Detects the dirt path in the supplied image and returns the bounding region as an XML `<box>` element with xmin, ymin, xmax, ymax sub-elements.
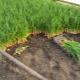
<box><xmin>0</xmin><ymin>33</ymin><xmax>80</xmax><ymax>80</ymax></box>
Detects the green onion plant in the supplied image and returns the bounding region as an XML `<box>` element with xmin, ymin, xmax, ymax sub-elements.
<box><xmin>0</xmin><ymin>0</ymin><xmax>80</xmax><ymax>49</ymax></box>
<box><xmin>62</xmin><ymin>41</ymin><xmax>80</xmax><ymax>62</ymax></box>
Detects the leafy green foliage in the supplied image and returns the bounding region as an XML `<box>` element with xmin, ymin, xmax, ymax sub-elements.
<box><xmin>0</xmin><ymin>0</ymin><xmax>80</xmax><ymax>48</ymax></box>
<box><xmin>62</xmin><ymin>41</ymin><xmax>80</xmax><ymax>62</ymax></box>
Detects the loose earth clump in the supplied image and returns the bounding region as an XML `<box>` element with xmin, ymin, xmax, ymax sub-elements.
<box><xmin>0</xmin><ymin>33</ymin><xmax>80</xmax><ymax>80</ymax></box>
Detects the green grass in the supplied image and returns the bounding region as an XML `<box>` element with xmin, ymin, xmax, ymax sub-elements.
<box><xmin>0</xmin><ymin>0</ymin><xmax>80</xmax><ymax>49</ymax></box>
<box><xmin>62</xmin><ymin>41</ymin><xmax>80</xmax><ymax>62</ymax></box>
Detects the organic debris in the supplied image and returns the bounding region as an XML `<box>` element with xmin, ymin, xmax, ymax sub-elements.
<box><xmin>13</xmin><ymin>46</ymin><xmax>29</xmax><ymax>55</ymax></box>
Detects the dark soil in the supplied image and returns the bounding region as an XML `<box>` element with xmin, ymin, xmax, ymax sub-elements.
<box><xmin>0</xmin><ymin>33</ymin><xmax>80</xmax><ymax>80</ymax></box>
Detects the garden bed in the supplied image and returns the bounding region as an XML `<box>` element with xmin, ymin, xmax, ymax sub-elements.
<box><xmin>0</xmin><ymin>33</ymin><xmax>80</xmax><ymax>80</ymax></box>
<box><xmin>0</xmin><ymin>0</ymin><xmax>80</xmax><ymax>49</ymax></box>
<box><xmin>0</xmin><ymin>1</ymin><xmax>80</xmax><ymax>80</ymax></box>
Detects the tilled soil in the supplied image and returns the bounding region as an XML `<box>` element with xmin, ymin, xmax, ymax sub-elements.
<box><xmin>0</xmin><ymin>33</ymin><xmax>80</xmax><ymax>80</ymax></box>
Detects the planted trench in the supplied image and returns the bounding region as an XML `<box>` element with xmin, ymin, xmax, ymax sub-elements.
<box><xmin>1</xmin><ymin>33</ymin><xmax>79</xmax><ymax>80</ymax></box>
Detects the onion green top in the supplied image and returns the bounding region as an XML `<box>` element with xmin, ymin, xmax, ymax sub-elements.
<box><xmin>62</xmin><ymin>41</ymin><xmax>80</xmax><ymax>62</ymax></box>
<box><xmin>0</xmin><ymin>0</ymin><xmax>80</xmax><ymax>48</ymax></box>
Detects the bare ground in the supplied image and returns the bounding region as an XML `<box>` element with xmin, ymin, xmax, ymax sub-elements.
<box><xmin>0</xmin><ymin>33</ymin><xmax>80</xmax><ymax>80</ymax></box>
